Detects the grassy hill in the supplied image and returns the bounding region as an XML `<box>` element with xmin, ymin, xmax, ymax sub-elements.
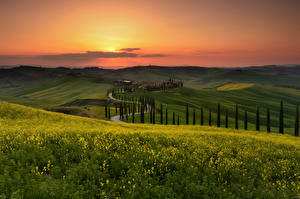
<box><xmin>1</xmin><ymin>65</ymin><xmax>300</xmax><ymax>130</ymax></box>
<box><xmin>2</xmin><ymin>65</ymin><xmax>300</xmax><ymax>90</ymax></box>
<box><xmin>120</xmin><ymin>84</ymin><xmax>300</xmax><ymax>134</ymax></box>
<box><xmin>0</xmin><ymin>75</ymin><xmax>112</xmax><ymax>108</ymax></box>
<box><xmin>0</xmin><ymin>67</ymin><xmax>114</xmax><ymax>119</ymax></box>
<box><xmin>1</xmin><ymin>66</ymin><xmax>300</xmax><ymax>132</ymax></box>
<box><xmin>0</xmin><ymin>101</ymin><xmax>299</xmax><ymax>198</ymax></box>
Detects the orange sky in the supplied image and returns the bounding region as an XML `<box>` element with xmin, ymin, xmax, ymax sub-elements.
<box><xmin>0</xmin><ymin>0</ymin><xmax>300</xmax><ymax>68</ymax></box>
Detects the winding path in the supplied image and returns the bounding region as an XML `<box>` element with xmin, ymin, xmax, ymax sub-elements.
<box><xmin>108</xmin><ymin>93</ymin><xmax>150</xmax><ymax>123</ymax></box>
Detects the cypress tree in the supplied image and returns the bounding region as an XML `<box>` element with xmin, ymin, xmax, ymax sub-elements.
<box><xmin>105</xmin><ymin>102</ymin><xmax>108</xmax><ymax>119</ymax></box>
<box><xmin>150</xmin><ymin>106</ymin><xmax>153</xmax><ymax>124</ymax></box>
<box><xmin>128</xmin><ymin>104</ymin><xmax>131</xmax><ymax>115</ymax></box>
<box><xmin>279</xmin><ymin>100</ymin><xmax>284</xmax><ymax>134</ymax></box>
<box><xmin>295</xmin><ymin>105</ymin><xmax>299</xmax><ymax>137</ymax></box>
<box><xmin>132</xmin><ymin>104</ymin><xmax>135</xmax><ymax>123</ymax></box>
<box><xmin>122</xmin><ymin>103</ymin><xmax>124</xmax><ymax>120</ymax></box>
<box><xmin>235</xmin><ymin>104</ymin><xmax>238</xmax><ymax>129</ymax></box>
<box><xmin>209</xmin><ymin>110</ymin><xmax>212</xmax><ymax>126</ymax></box>
<box><xmin>266</xmin><ymin>108</ymin><xmax>270</xmax><ymax>133</ymax></box>
<box><xmin>200</xmin><ymin>107</ymin><xmax>204</xmax><ymax>125</ymax></box>
<box><xmin>141</xmin><ymin>105</ymin><xmax>145</xmax><ymax>123</ymax></box>
<box><xmin>124</xmin><ymin>103</ymin><xmax>128</xmax><ymax>121</ymax></box>
<box><xmin>173</xmin><ymin>112</ymin><xmax>175</xmax><ymax>125</ymax></box>
<box><xmin>217</xmin><ymin>103</ymin><xmax>221</xmax><ymax>127</ymax></box>
<box><xmin>225</xmin><ymin>110</ymin><xmax>228</xmax><ymax>128</ymax></box>
<box><xmin>108</xmin><ymin>103</ymin><xmax>111</xmax><ymax>120</ymax></box>
<box><xmin>186</xmin><ymin>104</ymin><xmax>189</xmax><ymax>125</ymax></box>
<box><xmin>128</xmin><ymin>104</ymin><xmax>131</xmax><ymax>118</ymax></box>
<box><xmin>177</xmin><ymin>115</ymin><xmax>180</xmax><ymax>125</ymax></box>
<box><xmin>165</xmin><ymin>107</ymin><xmax>168</xmax><ymax>125</ymax></box>
<box><xmin>153</xmin><ymin>104</ymin><xmax>156</xmax><ymax>124</ymax></box>
<box><xmin>256</xmin><ymin>106</ymin><xmax>260</xmax><ymax>131</ymax></box>
<box><xmin>160</xmin><ymin>104</ymin><xmax>163</xmax><ymax>124</ymax></box>
<box><xmin>244</xmin><ymin>111</ymin><xmax>247</xmax><ymax>130</ymax></box>
<box><xmin>120</xmin><ymin>103</ymin><xmax>123</xmax><ymax>120</ymax></box>
<box><xmin>193</xmin><ymin>109</ymin><xmax>196</xmax><ymax>125</ymax></box>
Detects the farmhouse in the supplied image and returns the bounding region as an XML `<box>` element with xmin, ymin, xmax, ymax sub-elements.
<box><xmin>114</xmin><ymin>80</ymin><xmax>133</xmax><ymax>86</ymax></box>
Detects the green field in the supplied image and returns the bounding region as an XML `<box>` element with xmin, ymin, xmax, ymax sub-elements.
<box><xmin>0</xmin><ymin>101</ymin><xmax>299</xmax><ymax>198</ymax></box>
<box><xmin>0</xmin><ymin>76</ymin><xmax>112</xmax><ymax>108</ymax></box>
<box><xmin>1</xmin><ymin>66</ymin><xmax>300</xmax><ymax>133</ymax></box>
<box><xmin>0</xmin><ymin>66</ymin><xmax>300</xmax><ymax>198</ymax></box>
<box><xmin>0</xmin><ymin>73</ymin><xmax>114</xmax><ymax>119</ymax></box>
<box><xmin>118</xmin><ymin>84</ymin><xmax>300</xmax><ymax>134</ymax></box>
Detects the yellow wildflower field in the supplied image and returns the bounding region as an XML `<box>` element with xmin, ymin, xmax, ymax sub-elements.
<box><xmin>0</xmin><ymin>101</ymin><xmax>299</xmax><ymax>198</ymax></box>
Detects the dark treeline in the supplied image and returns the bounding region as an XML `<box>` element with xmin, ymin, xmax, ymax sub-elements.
<box><xmin>108</xmin><ymin>78</ymin><xmax>184</xmax><ymax>95</ymax></box>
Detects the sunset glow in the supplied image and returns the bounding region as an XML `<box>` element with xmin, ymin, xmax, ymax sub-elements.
<box><xmin>0</xmin><ymin>0</ymin><xmax>299</xmax><ymax>68</ymax></box>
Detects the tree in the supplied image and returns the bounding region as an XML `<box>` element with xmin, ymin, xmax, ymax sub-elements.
<box><xmin>173</xmin><ymin>112</ymin><xmax>175</xmax><ymax>125</ymax></box>
<box><xmin>160</xmin><ymin>104</ymin><xmax>163</xmax><ymax>124</ymax></box>
<box><xmin>256</xmin><ymin>106</ymin><xmax>260</xmax><ymax>131</ymax></box>
<box><xmin>217</xmin><ymin>103</ymin><xmax>221</xmax><ymax>127</ymax></box>
<box><xmin>150</xmin><ymin>106</ymin><xmax>153</xmax><ymax>124</ymax></box>
<box><xmin>200</xmin><ymin>107</ymin><xmax>204</xmax><ymax>125</ymax></box>
<box><xmin>186</xmin><ymin>104</ymin><xmax>189</xmax><ymax>125</ymax></box>
<box><xmin>108</xmin><ymin>103</ymin><xmax>111</xmax><ymax>120</ymax></box>
<box><xmin>105</xmin><ymin>102</ymin><xmax>108</xmax><ymax>119</ymax></box>
<box><xmin>124</xmin><ymin>103</ymin><xmax>128</xmax><ymax>121</ymax></box>
<box><xmin>165</xmin><ymin>107</ymin><xmax>168</xmax><ymax>125</ymax></box>
<box><xmin>141</xmin><ymin>103</ymin><xmax>144</xmax><ymax>123</ymax></box>
<box><xmin>119</xmin><ymin>103</ymin><xmax>123</xmax><ymax>120</ymax></box>
<box><xmin>132</xmin><ymin>103</ymin><xmax>135</xmax><ymax>123</ymax></box>
<box><xmin>279</xmin><ymin>100</ymin><xmax>284</xmax><ymax>134</ymax></box>
<box><xmin>295</xmin><ymin>105</ymin><xmax>299</xmax><ymax>136</ymax></box>
<box><xmin>244</xmin><ymin>111</ymin><xmax>247</xmax><ymax>130</ymax></box>
<box><xmin>266</xmin><ymin>108</ymin><xmax>270</xmax><ymax>133</ymax></box>
<box><xmin>129</xmin><ymin>104</ymin><xmax>131</xmax><ymax>115</ymax></box>
<box><xmin>209</xmin><ymin>110</ymin><xmax>212</xmax><ymax>126</ymax></box>
<box><xmin>177</xmin><ymin>115</ymin><xmax>180</xmax><ymax>125</ymax></box>
<box><xmin>153</xmin><ymin>103</ymin><xmax>156</xmax><ymax>124</ymax></box>
<box><xmin>193</xmin><ymin>109</ymin><xmax>196</xmax><ymax>125</ymax></box>
<box><xmin>235</xmin><ymin>104</ymin><xmax>238</xmax><ymax>129</ymax></box>
<box><xmin>225</xmin><ymin>110</ymin><xmax>228</xmax><ymax>128</ymax></box>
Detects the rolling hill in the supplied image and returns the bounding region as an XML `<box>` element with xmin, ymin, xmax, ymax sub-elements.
<box><xmin>119</xmin><ymin>84</ymin><xmax>300</xmax><ymax>134</ymax></box>
<box><xmin>1</xmin><ymin>65</ymin><xmax>300</xmax><ymax>132</ymax></box>
<box><xmin>0</xmin><ymin>101</ymin><xmax>299</xmax><ymax>198</ymax></box>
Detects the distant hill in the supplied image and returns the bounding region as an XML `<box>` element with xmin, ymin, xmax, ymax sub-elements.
<box><xmin>1</xmin><ymin>65</ymin><xmax>300</xmax><ymax>87</ymax></box>
<box><xmin>1</xmin><ymin>65</ymin><xmax>300</xmax><ymax>121</ymax></box>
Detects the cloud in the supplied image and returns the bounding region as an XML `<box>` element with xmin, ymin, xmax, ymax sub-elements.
<box><xmin>119</xmin><ymin>48</ymin><xmax>141</xmax><ymax>52</ymax></box>
<box><xmin>38</xmin><ymin>51</ymin><xmax>138</xmax><ymax>62</ymax></box>
<box><xmin>195</xmin><ymin>49</ymin><xmax>258</xmax><ymax>56</ymax></box>
<box><xmin>0</xmin><ymin>50</ymin><xmax>169</xmax><ymax>66</ymax></box>
<box><xmin>139</xmin><ymin>54</ymin><xmax>168</xmax><ymax>57</ymax></box>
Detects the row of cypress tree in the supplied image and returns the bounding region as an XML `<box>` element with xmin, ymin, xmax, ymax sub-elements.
<box><xmin>108</xmin><ymin>93</ymin><xmax>299</xmax><ymax>136</ymax></box>
<box><xmin>182</xmin><ymin>101</ymin><xmax>298</xmax><ymax>136</ymax></box>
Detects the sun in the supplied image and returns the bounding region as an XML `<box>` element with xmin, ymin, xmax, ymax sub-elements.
<box><xmin>106</xmin><ymin>47</ymin><xmax>117</xmax><ymax>52</ymax></box>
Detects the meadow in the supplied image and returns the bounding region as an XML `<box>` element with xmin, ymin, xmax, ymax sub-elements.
<box><xmin>118</xmin><ymin>84</ymin><xmax>300</xmax><ymax>134</ymax></box>
<box><xmin>0</xmin><ymin>101</ymin><xmax>299</xmax><ymax>198</ymax></box>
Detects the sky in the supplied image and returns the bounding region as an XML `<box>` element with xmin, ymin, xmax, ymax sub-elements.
<box><xmin>0</xmin><ymin>0</ymin><xmax>300</xmax><ymax>68</ymax></box>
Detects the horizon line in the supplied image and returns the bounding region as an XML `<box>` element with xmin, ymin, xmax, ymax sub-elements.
<box><xmin>0</xmin><ymin>64</ymin><xmax>300</xmax><ymax>70</ymax></box>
